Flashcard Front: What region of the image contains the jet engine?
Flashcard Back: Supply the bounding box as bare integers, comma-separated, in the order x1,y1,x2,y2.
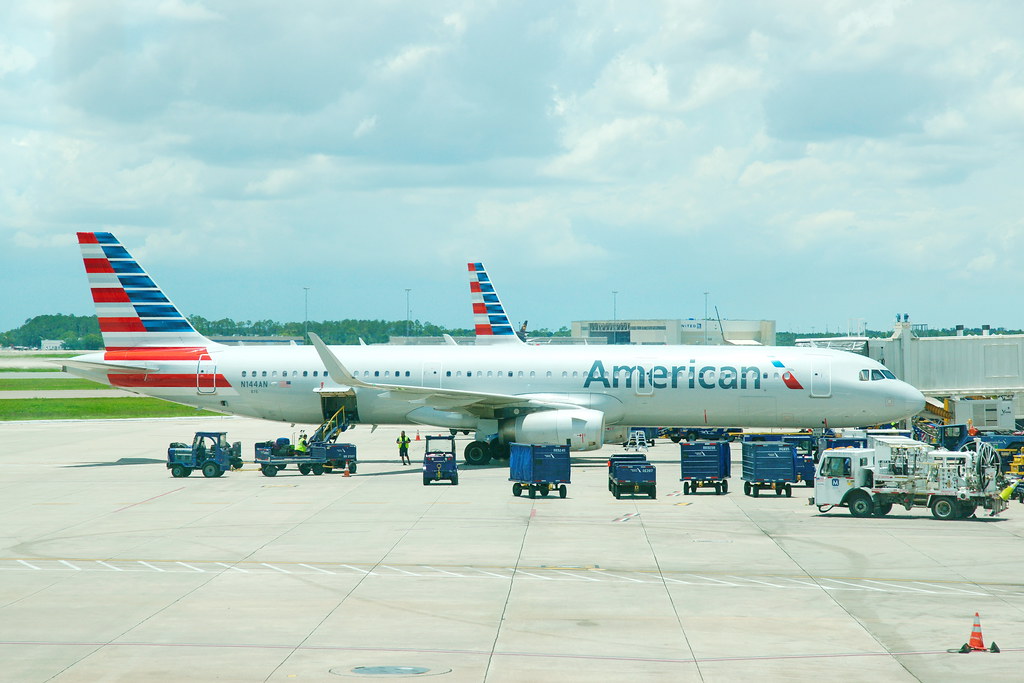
499,408,605,451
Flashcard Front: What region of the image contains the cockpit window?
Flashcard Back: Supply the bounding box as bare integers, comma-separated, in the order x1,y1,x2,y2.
881,370,896,379
859,370,870,381
871,369,885,380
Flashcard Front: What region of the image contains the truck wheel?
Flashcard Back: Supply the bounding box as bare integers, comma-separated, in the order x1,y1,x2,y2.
775,485,783,496
559,485,567,499
752,486,760,497
873,502,893,516
347,462,357,474
512,483,522,497
713,483,721,495
298,464,311,476
276,464,287,471
231,458,243,470
743,481,751,496
959,502,977,518
683,482,690,495
931,497,958,520
613,484,621,499
721,480,729,494
451,474,459,486
686,430,698,442
202,462,219,478
183,468,193,477
670,435,681,443
261,464,277,477
423,477,430,486
540,487,550,497
464,441,492,466
784,485,792,497
848,492,873,517
529,485,536,499
311,464,324,475
649,485,656,499
171,464,186,478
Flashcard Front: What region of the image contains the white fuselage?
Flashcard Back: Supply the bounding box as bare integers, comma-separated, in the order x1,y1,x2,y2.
67,343,925,431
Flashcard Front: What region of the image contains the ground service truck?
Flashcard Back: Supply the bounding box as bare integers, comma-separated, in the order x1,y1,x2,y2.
811,435,1009,520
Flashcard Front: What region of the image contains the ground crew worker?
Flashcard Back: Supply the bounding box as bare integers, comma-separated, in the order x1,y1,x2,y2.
295,432,308,455
397,430,411,465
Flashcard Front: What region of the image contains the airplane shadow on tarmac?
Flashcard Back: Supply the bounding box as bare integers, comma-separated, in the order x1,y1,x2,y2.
65,458,165,468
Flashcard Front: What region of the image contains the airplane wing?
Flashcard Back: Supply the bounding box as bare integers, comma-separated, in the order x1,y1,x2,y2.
308,333,566,416
58,358,160,374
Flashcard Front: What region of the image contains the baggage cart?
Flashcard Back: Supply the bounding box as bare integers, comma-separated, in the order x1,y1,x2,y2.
741,442,798,497
610,460,657,499
679,441,731,494
254,439,330,477
510,443,570,498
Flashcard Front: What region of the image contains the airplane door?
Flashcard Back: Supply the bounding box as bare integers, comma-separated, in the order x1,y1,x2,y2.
811,356,831,398
197,355,217,394
422,362,441,388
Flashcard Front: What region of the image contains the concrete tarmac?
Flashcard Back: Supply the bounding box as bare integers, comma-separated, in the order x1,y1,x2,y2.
1,417,1022,682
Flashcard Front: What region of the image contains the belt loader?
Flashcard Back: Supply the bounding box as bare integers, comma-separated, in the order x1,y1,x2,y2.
811,435,1008,520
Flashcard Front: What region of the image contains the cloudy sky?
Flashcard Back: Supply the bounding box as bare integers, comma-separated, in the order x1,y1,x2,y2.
3,0,1023,335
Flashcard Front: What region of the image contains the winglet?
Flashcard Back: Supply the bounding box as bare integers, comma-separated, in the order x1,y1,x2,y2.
467,262,523,345
308,333,370,388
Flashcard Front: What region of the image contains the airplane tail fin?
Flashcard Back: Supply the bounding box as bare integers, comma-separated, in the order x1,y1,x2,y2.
468,262,523,345
77,232,215,354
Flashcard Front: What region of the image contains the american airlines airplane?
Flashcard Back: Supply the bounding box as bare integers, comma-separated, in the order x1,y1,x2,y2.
66,232,925,465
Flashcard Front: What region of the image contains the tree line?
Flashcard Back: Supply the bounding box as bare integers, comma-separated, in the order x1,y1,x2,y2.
0,314,571,350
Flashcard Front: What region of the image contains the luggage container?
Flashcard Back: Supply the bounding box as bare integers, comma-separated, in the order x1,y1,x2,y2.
679,441,731,494
309,442,358,473
255,439,331,476
610,460,657,499
741,442,798,497
509,443,570,498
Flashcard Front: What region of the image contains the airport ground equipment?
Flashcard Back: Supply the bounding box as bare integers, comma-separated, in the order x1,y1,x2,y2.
811,435,1009,519
509,443,570,498
679,441,731,495
661,427,741,443
423,435,459,486
610,457,657,499
931,423,1024,471
623,429,651,451
254,438,331,477
741,442,798,497
167,432,239,478
779,435,817,486
308,407,358,472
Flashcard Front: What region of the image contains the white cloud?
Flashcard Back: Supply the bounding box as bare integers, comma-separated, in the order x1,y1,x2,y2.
353,115,377,139
0,42,35,77
156,0,223,22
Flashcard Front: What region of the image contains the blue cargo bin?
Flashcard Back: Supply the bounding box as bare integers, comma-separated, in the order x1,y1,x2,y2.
610,460,657,499
741,442,798,497
679,442,731,495
510,443,570,498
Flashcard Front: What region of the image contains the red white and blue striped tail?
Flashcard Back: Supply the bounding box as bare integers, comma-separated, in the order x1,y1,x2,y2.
77,232,214,352
468,262,523,345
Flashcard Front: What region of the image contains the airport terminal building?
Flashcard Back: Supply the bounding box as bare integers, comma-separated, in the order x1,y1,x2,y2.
571,318,776,346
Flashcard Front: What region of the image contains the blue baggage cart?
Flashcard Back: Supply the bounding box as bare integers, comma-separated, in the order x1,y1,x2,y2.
741,442,798,497
309,442,358,473
679,442,731,495
423,435,459,485
510,443,570,498
255,439,332,476
610,460,656,499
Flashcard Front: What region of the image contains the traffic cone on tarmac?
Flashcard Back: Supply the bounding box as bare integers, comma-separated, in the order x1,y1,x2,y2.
343,463,350,477
415,430,420,441
958,612,999,653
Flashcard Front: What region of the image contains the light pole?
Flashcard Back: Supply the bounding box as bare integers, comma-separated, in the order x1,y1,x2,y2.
703,290,709,345
303,287,309,343
405,288,411,337
612,291,618,321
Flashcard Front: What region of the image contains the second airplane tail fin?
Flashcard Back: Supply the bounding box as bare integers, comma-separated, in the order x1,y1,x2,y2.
468,262,523,345
77,232,215,354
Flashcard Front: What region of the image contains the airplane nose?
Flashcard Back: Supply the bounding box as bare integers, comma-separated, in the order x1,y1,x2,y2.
898,382,926,416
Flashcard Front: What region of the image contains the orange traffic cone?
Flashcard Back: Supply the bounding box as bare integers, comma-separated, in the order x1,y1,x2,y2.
958,612,999,653
343,463,350,477
415,430,420,441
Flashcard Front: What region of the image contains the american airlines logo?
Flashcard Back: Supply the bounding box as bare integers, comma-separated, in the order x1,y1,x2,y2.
582,359,803,391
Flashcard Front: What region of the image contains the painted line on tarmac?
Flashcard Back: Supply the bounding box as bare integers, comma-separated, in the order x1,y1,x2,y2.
114,487,184,513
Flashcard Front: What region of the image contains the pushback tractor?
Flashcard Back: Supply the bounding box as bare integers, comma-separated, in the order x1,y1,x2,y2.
811,435,1009,519
423,435,459,486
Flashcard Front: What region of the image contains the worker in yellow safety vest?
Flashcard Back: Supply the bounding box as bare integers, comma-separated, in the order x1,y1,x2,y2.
397,431,411,465
295,432,308,455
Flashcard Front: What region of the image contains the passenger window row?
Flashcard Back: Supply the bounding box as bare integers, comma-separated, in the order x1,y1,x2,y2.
858,369,896,381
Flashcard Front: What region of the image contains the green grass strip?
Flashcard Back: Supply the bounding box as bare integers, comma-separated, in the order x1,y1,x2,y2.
0,378,112,391
0,368,60,373
0,353,78,359
0,397,222,421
